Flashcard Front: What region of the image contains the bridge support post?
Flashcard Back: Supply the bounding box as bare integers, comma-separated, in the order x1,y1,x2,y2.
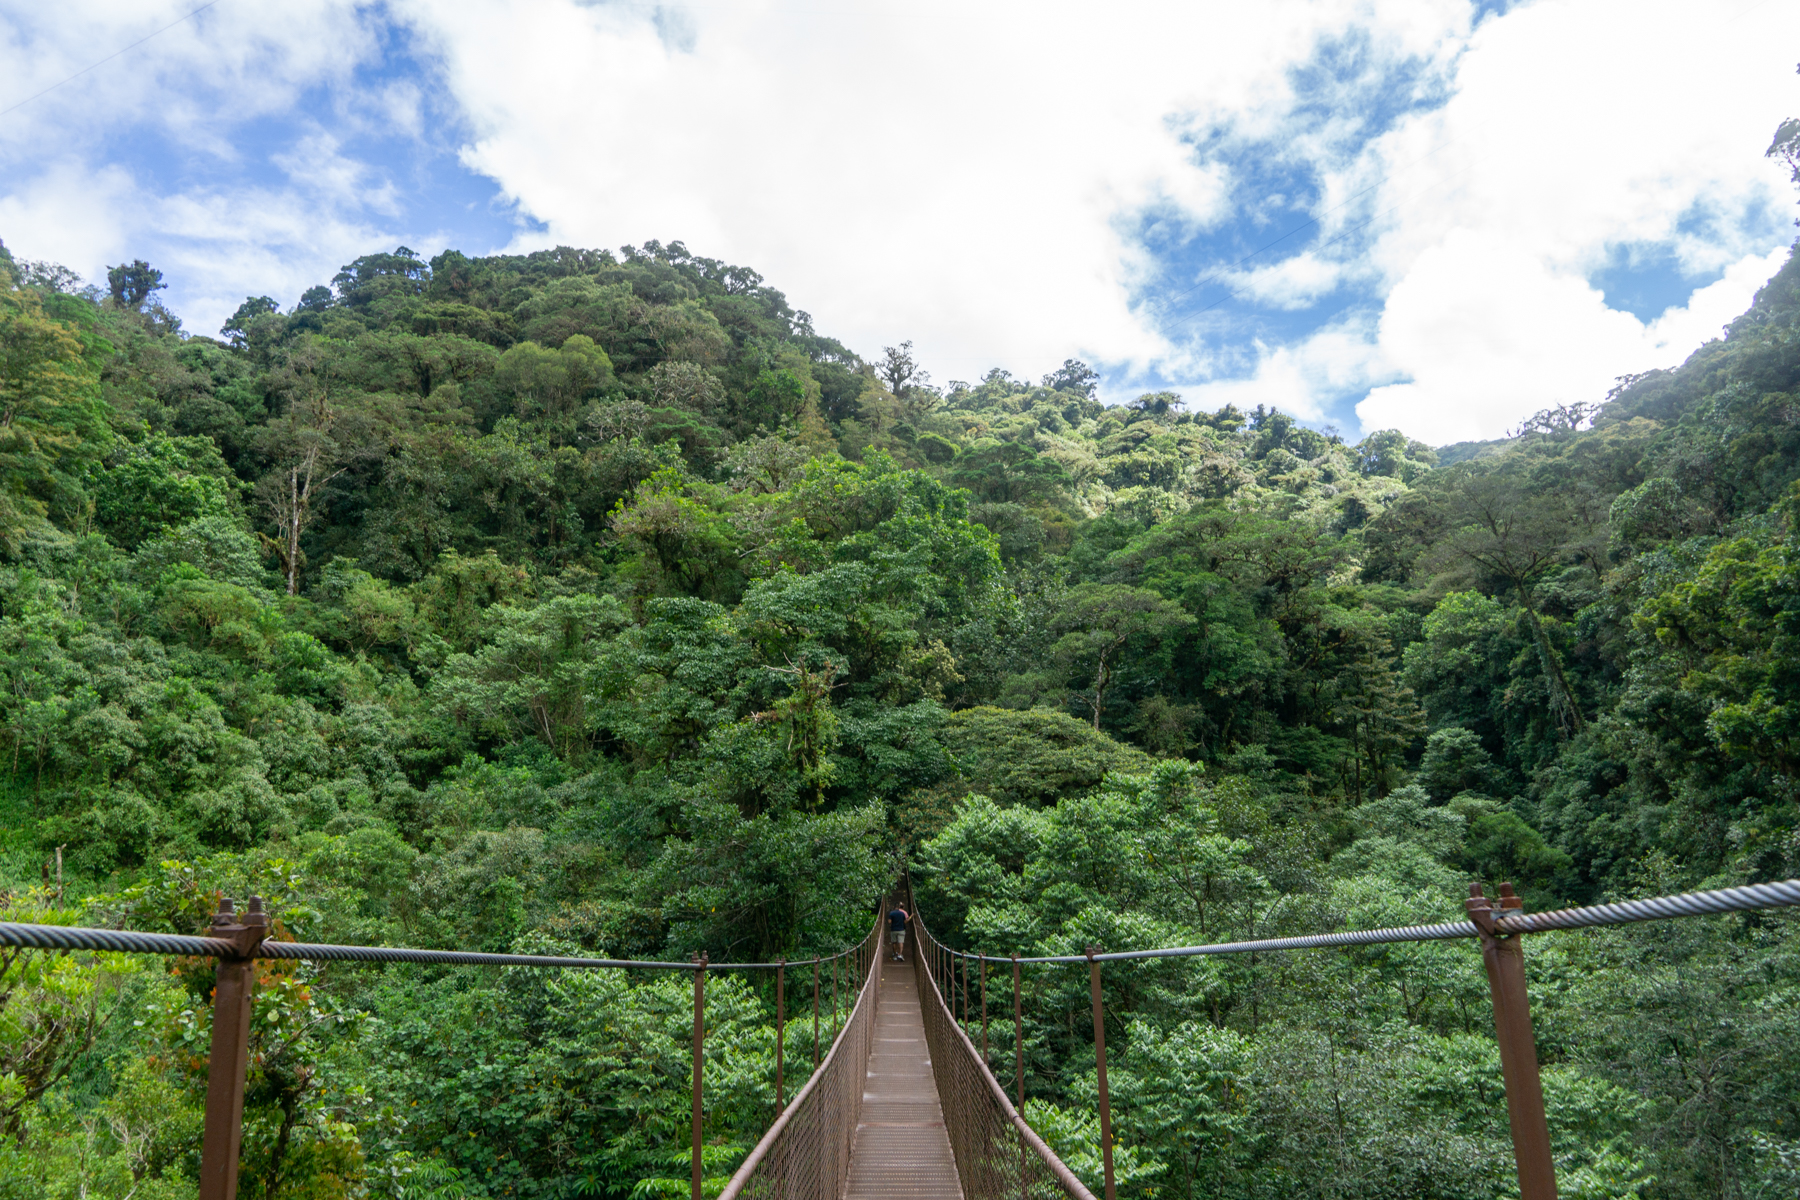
979,956,989,1063
775,959,785,1113
1468,883,1557,1200
1085,946,1116,1200
1011,954,1023,1108
960,953,968,1027
198,896,268,1200
812,959,820,1069
692,953,708,1200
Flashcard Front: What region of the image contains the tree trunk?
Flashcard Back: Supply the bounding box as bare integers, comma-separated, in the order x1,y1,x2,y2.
1517,595,1585,734
1089,637,1127,730
286,467,301,595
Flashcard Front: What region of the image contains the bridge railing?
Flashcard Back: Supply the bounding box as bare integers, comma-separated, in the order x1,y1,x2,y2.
917,876,1800,1200
715,913,883,1200
0,898,885,1200
912,909,1099,1200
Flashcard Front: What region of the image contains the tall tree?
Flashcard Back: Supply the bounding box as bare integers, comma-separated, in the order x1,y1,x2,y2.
878,341,922,397
1042,359,1099,397
1425,465,1588,733
220,295,278,345
0,283,111,548
948,442,1072,506
1050,584,1195,729
256,344,347,594
105,260,165,310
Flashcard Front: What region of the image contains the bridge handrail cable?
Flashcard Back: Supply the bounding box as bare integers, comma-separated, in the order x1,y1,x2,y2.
716,909,884,1200
0,919,872,969
928,876,1800,965
0,899,884,1200
913,903,1098,1200
916,874,1800,1200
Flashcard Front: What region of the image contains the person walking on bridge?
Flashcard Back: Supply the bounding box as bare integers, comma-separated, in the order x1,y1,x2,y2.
887,904,910,961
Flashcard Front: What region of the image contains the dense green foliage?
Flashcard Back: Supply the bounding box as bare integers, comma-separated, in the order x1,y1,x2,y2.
0,221,1797,1199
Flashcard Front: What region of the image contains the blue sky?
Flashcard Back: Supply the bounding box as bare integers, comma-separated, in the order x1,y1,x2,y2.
1,0,1796,444
1127,27,1462,383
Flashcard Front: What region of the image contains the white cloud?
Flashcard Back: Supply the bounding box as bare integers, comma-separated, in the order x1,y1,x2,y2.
1357,230,1649,443
0,156,409,334
1221,252,1347,310
1645,245,1789,352
0,156,410,334
272,132,404,219
0,161,135,274
397,0,1472,384
400,0,1797,440
0,0,405,323
1177,318,1395,423
0,1,378,157
1342,0,1799,438
1355,234,1790,444
149,183,409,329
1,0,1795,443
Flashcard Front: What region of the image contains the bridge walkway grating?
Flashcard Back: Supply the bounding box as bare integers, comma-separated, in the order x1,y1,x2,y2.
844,955,963,1200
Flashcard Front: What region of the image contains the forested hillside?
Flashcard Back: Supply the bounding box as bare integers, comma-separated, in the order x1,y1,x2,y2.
0,224,1797,1199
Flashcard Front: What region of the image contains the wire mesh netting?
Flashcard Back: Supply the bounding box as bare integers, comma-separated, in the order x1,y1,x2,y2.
717,917,882,1200
914,917,1098,1200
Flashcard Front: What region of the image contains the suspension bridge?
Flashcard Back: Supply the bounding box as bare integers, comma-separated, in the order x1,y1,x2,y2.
4,875,1799,1200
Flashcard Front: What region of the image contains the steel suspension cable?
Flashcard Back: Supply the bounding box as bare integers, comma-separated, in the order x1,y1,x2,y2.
0,922,879,970
932,877,1800,965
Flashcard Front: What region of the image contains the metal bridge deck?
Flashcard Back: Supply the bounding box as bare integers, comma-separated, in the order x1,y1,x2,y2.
845,955,962,1200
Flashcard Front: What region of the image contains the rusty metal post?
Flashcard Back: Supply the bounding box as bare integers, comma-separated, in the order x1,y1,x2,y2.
980,955,989,1063
692,953,707,1200
775,959,785,1112
1468,883,1557,1200
1086,946,1117,1200
833,953,841,1036
964,954,972,1027
812,959,820,1069
1012,953,1024,1109
198,896,268,1200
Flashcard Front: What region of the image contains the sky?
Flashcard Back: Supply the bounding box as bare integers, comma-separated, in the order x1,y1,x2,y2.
1,0,1796,445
